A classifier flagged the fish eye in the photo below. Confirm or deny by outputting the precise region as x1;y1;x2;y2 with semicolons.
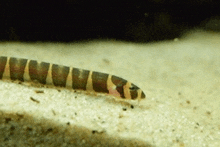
129;86;136;91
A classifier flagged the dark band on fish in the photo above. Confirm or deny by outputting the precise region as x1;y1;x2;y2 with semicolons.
29;61;50;84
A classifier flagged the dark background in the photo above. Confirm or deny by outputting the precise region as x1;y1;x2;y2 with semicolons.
1;0;220;43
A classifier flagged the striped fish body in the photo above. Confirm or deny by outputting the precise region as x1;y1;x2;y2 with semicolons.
0;56;145;100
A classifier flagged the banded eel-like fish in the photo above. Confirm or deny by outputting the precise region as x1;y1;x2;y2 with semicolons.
0;56;145;100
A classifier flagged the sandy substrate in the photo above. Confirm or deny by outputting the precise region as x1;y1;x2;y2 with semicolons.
0;30;219;147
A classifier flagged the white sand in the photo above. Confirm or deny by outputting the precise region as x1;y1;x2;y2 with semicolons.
0;30;219;147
